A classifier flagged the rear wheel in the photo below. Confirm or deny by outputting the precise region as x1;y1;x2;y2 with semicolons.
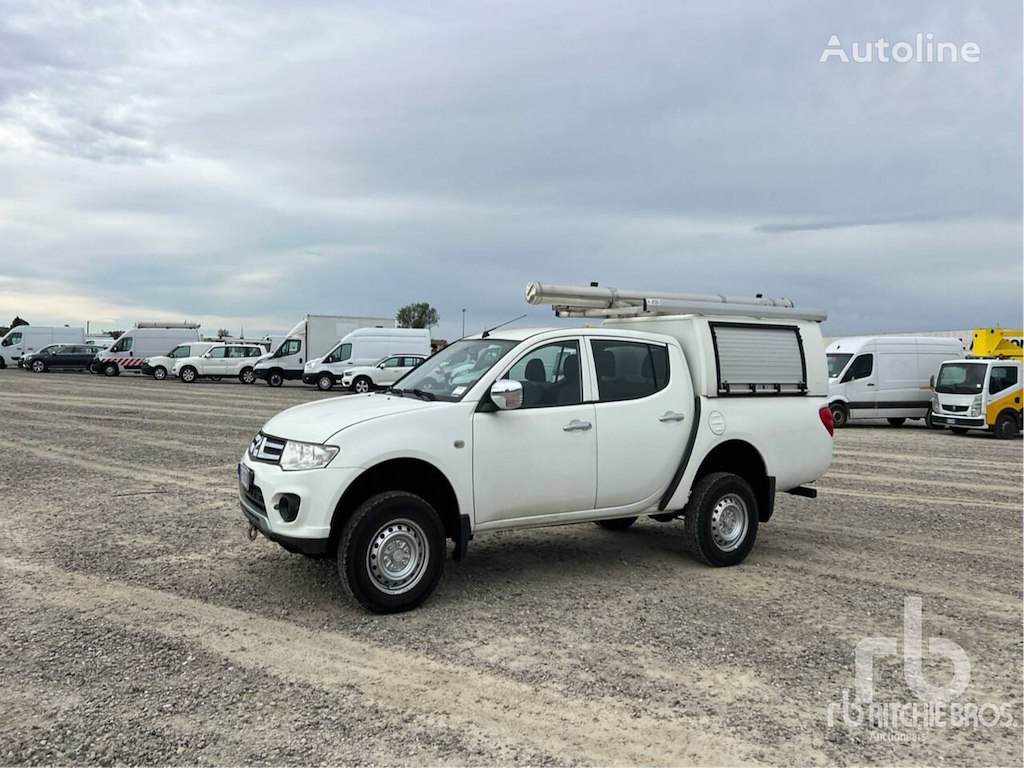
353;376;372;394
153;366;167;381
267;371;284;387
829;403;849;428
594;517;638;531
179;366;198;383
31;360;46;373
886;417;906;427
317;374;334;391
993;413;1020;440
239;368;256;384
950;427;969;435
338;491;445;614
683;472;758;567
102;363;118;377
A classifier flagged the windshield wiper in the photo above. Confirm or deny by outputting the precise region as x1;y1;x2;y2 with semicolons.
408;388;436;401
383;387;405;397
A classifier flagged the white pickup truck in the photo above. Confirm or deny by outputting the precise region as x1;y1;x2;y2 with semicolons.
238;282;834;613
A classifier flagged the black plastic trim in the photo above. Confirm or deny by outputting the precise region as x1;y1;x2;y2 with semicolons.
452;514;472;562
658;395;701;511
240;502;328;555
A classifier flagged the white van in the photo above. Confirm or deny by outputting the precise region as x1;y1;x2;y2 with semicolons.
301;327;432;388
827;336;965;427
92;323;201;376
141;342;217;380
0;326;86;368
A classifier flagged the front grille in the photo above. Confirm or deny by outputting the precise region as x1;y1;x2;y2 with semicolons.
249;432;286;464
241;483;267;516
945;405;969;413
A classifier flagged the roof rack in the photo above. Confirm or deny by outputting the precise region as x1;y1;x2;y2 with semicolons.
134;322;202;329
525;282;828;322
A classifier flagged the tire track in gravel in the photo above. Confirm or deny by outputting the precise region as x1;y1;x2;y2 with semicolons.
1;556;805;767
823;470;1021;496
814;486;1021;510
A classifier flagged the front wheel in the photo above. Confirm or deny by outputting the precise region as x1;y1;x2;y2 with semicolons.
31;360;46;373
993;413;1020;440
102;363;118;377
339;492;445;614
887;417;906;427
153;366;167;381
353;376;372;394
829;403;849;428
683;472;758;567
239;368;255;384
179;366;198;383
267;371;284;387
317;374;334;391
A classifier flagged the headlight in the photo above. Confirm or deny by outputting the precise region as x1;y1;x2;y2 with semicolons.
279;440;339;471
969;395;982;417
931;395;940;412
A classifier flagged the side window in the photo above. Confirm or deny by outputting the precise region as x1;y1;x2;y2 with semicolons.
3;332;22;346
208;347;227;359
591;340;670;402
382;357;403;368
247;347;260;357
283;339;301;356
111;336;133;352
842;354;873;383
505;340;581;408
403;357;422;368
169;346;188;358
989;366;1018;394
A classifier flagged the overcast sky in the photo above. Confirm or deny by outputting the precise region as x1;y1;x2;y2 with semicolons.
0;0;1020;341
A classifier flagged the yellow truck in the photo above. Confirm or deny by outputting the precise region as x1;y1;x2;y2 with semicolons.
930;328;1023;439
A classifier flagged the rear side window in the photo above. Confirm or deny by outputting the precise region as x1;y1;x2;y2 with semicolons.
591;340;669;402
711;323;807;395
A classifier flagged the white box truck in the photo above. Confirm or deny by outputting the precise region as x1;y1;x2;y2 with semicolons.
826;336;964;427
253;315;394;387
92;323;202;376
237;281;834;614
0;326;86;368
301;327;432;390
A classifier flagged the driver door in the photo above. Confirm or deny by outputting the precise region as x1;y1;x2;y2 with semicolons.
203;346;229;375
842;353;877;418
472;338;597;526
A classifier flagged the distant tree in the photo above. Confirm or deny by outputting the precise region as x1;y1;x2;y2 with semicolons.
10;316;28;329
217;328;230;339
396;302;440;329
106;330;124;339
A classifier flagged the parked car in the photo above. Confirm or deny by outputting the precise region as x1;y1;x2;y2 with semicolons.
172;343;265;383
17;343;67;368
329;354;427;393
142;342;217;380
24;344;104;373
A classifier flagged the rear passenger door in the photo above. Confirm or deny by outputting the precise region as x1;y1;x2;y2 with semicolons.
589;339;693;509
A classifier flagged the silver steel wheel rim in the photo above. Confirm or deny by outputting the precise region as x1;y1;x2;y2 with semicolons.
183;369;195;382
155;368;166;380
710;493;749;552
355;379;369;393
366;518;429;595
242;371;254;383
318;376;331;390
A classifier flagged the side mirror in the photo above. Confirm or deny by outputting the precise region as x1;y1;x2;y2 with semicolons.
378;363;386;369
929;375;935;389
489;379;523;411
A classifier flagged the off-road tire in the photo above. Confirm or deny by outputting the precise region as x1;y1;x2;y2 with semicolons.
339;491;445;614
683;472;758;567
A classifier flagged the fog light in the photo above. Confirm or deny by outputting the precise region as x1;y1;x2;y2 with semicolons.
275;493;301;523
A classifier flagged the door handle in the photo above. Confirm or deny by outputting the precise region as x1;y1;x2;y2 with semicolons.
866;383;874;387
659;411;686;422
563;419;592;432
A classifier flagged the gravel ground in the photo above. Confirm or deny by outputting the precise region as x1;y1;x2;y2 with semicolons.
0;369;1021;766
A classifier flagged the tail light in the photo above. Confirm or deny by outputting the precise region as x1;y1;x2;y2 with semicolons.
819;405;834;436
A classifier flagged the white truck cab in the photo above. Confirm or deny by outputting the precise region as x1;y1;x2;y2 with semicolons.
238;282;833;613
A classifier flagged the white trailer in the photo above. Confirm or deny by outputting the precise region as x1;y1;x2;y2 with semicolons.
254;315;394;387
0;326;86;368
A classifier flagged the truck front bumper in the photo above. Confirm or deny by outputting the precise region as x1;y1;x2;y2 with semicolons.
930;414;985;428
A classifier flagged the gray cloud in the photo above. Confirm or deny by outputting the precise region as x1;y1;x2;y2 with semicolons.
0;0;1019;342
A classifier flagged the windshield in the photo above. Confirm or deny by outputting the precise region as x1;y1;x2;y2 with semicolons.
393;339;518;400
827;353;852;378
935;362;987;395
